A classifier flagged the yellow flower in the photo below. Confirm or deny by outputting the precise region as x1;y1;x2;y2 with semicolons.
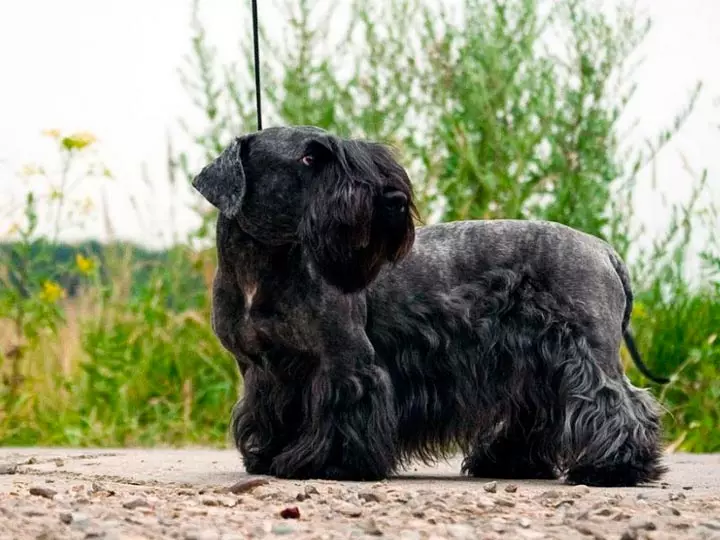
80;197;95;215
75;253;95;275
40;280;65;303
62;131;97;151
20;164;44;176
632;302;647;320
42;128;62;139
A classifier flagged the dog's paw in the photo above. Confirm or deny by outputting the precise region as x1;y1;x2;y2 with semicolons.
243;456;274;476
564;460;667;487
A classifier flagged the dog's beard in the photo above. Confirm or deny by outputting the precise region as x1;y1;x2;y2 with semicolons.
300;185;414;294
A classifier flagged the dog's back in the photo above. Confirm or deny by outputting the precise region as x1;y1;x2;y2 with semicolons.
368;218;629;341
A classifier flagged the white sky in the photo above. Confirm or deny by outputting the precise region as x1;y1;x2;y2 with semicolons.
0;0;718;273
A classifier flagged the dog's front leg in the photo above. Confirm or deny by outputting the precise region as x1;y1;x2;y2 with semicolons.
270;332;399;481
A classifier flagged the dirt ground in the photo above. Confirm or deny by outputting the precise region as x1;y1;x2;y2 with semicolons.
0;448;719;540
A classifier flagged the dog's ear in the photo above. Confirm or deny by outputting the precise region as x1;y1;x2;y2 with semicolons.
192;137;247;219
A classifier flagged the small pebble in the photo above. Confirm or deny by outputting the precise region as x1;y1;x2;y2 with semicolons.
271;523;294;535
574;523;606;539
701;521;720;531
184;530;219;540
476;495;495;509
494;497;516;508
669;492;687;501
304;485;320;496
227;477;269;494
359;489;387;503
572;484;591;495
280;506;300;519
627;516;657;531
504;483;518;493
517;531;545;539
537;490;560;500
69;512;91;529
29;486;57;499
483;481;497;493
337;503;362;517
446;524;474;539
0;463;18;475
362;518;383;536
122;498;149;510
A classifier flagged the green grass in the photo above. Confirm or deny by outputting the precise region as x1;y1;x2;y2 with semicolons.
1;0;718;452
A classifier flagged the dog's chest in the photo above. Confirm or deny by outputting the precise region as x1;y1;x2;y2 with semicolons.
234;281;318;356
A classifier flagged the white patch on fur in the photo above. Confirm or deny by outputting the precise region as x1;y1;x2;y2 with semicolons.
245;285;257;319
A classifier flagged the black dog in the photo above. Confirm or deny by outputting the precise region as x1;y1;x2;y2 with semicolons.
192;125;668;487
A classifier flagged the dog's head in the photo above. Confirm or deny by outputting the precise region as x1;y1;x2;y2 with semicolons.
192;126;417;293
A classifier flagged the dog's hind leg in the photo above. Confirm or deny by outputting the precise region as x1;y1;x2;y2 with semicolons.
462;407;560;480
558;337;667;487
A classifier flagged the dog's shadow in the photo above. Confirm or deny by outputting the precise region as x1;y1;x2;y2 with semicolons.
198;470;562;491
391;473;555;485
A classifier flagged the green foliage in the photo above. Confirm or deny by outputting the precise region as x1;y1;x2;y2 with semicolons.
171;0;720;452
1;0;718;451
0;131;237;447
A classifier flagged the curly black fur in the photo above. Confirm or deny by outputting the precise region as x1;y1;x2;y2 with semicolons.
192;125;668;487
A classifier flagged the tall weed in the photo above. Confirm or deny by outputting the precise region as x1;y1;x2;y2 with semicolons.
1;0;718;451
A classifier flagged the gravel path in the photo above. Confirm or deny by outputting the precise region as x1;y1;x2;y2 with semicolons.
1;449;719;540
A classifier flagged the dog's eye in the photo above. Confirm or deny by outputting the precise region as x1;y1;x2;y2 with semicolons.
300;155;314;167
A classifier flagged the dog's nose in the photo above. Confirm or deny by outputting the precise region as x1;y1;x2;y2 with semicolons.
382;189;408;213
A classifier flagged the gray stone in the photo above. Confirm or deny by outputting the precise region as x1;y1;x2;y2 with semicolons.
29;486;57;499
184;530;220;540
270;523;294;535
358;490;387;503
482;481;497;493
446;524;475;539
0;463;18;475
122;498;149;510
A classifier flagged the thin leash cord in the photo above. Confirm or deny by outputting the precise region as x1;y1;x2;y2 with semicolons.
251;0;262;131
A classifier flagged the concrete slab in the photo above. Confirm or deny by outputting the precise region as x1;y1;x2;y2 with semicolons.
0;447;718;496
1;448;719;540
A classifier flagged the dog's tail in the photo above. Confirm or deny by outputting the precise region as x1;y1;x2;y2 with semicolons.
622;328;670;384
609;249;670;385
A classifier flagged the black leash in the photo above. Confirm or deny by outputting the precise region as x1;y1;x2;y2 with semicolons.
251;0;262;131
